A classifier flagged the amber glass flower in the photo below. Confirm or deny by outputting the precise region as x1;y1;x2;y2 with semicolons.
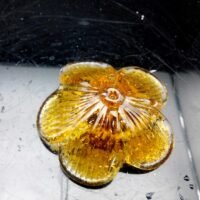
37;62;173;187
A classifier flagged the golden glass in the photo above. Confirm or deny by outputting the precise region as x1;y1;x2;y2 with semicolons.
37;62;173;187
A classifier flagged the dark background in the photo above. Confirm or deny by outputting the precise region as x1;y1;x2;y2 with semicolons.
0;0;200;72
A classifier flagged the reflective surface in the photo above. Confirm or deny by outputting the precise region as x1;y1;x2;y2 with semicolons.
0;0;199;70
0;65;199;199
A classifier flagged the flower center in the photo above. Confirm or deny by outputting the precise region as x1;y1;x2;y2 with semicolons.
100;88;125;109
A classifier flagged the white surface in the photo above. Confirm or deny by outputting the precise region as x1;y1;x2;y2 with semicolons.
0;66;199;200
175;72;200;181
0;66;66;200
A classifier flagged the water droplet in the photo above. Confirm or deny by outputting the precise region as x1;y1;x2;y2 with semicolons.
189;184;194;190
184;175;189;181
79;20;90;26
146;192;154;199
179;193;184;200
49;56;55;61
1;106;5;113
51;42;62;47
141;15;145;20
17;145;21;152
150;69;157;73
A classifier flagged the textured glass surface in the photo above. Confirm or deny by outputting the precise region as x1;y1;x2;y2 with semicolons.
37;62;173;186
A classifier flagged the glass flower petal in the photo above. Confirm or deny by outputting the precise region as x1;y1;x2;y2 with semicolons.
124;108;173;170
59;131;124;186
59;62;116;88
37;87;99;152
117;67;167;108
37;62;173;187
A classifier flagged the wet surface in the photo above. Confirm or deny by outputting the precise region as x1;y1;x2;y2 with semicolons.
0;66;200;200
